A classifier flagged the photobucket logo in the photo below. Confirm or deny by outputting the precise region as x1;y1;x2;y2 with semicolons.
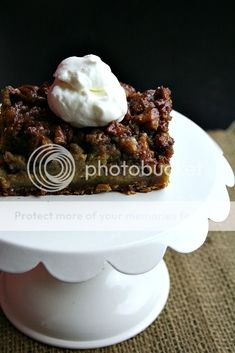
85;160;171;180
27;144;75;192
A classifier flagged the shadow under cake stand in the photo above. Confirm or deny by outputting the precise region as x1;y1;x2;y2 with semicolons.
0;111;234;349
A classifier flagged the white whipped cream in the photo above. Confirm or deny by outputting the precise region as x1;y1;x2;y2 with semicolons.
47;55;127;128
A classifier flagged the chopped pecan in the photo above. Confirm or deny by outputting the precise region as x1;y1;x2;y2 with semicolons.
85;130;110;145
137;133;154;162
154;86;172;116
119;137;138;154
120;83;136;98
157;119;169;132
135;107;160;130
129;92;145;115
54;125;66;145
19;85;39;102
95;183;112;192
106;121;131;137
1;86;21;107
4;106;16;121
37;82;50;97
142;89;155;100
154;86;171;101
26;123;49;136
122;107;132;122
155;132;174;148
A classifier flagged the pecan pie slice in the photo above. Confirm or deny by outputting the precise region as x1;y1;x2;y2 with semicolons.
0;83;174;195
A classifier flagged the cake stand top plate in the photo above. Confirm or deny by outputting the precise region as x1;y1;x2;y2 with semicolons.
0;111;233;281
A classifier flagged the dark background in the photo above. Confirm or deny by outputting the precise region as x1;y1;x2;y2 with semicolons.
0;1;234;129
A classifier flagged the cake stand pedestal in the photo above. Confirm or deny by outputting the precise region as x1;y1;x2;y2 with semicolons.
0;111;234;349
0;261;169;349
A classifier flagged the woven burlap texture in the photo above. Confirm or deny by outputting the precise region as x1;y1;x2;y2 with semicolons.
0;124;234;353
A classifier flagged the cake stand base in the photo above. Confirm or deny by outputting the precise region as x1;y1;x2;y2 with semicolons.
0;260;169;349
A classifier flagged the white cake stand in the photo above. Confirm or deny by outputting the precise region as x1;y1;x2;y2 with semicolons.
0;111;234;349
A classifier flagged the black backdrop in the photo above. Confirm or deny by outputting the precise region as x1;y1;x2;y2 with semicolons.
0;1;234;129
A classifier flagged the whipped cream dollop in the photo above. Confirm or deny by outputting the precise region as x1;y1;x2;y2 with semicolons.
47;55;128;128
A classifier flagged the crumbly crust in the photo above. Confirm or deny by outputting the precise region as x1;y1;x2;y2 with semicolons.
0;82;174;196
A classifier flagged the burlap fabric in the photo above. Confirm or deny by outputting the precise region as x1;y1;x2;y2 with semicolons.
0;124;234;353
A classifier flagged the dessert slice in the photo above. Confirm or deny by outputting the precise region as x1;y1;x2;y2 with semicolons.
0;55;174;196
0;83;174;196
